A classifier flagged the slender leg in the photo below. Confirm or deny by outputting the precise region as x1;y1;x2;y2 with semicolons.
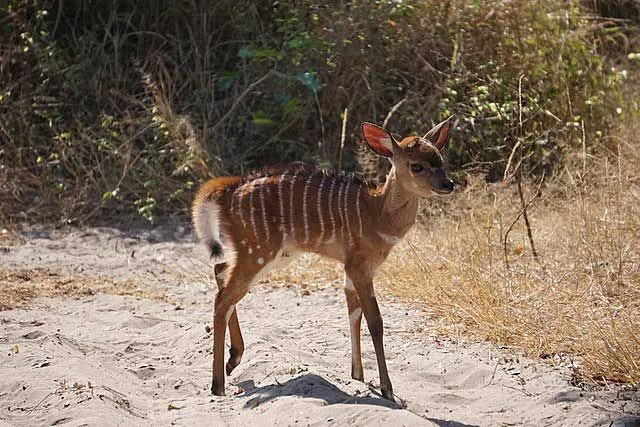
211;265;253;396
214;263;244;375
345;263;394;401
344;272;364;381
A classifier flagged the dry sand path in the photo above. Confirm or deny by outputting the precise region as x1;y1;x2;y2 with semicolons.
0;227;638;426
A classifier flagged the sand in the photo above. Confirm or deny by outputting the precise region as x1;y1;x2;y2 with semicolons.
0;227;638;426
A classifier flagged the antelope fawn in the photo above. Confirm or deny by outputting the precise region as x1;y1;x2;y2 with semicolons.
192;116;455;401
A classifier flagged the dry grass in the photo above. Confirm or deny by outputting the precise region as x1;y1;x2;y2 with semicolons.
257;126;640;388
378;128;640;388
0;268;167;311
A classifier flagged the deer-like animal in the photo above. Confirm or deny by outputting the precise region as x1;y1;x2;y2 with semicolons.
192;116;456;401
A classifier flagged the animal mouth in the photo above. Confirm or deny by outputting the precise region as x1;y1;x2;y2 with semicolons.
432;187;453;195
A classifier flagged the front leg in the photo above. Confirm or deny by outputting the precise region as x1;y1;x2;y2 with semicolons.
345;263;394;402
344;272;364;381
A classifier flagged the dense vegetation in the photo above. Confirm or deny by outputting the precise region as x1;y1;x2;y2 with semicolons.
0;0;638;224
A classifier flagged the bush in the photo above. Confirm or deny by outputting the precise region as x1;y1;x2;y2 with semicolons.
0;0;636;224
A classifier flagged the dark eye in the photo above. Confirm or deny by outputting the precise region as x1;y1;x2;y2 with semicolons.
410;163;424;173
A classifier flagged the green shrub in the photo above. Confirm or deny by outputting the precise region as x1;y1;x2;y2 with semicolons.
0;0;636;224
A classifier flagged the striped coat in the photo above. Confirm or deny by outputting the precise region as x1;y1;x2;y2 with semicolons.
192;163;400;272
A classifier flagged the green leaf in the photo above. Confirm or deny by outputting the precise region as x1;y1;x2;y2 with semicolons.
281;97;300;117
238;47;254;59
252;48;283;61
296;71;321;94
252;111;276;127
219;72;239;90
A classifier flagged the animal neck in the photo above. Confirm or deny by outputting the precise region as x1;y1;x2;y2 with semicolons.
378;165;419;236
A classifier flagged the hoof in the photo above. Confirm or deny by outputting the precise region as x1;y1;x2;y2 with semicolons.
381;388;395;402
226;358;240;376
211;380;225;396
351;369;364;382
226;347;242;375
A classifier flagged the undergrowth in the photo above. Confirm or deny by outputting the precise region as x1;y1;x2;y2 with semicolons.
1;0;638;224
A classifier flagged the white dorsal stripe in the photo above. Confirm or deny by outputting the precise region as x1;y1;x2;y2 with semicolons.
302;174;314;244
337;181;345;243
259;177;270;242
355;184;363;237
327;179;337;243
289;171;299;243
343;180;352;244
316;174;326;245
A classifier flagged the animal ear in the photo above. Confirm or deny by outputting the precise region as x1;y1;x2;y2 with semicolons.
361;122;395;158
423;115;455;151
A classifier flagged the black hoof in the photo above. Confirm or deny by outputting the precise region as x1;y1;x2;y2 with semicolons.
226;358;240;376
211;380;225;396
381;388;395;402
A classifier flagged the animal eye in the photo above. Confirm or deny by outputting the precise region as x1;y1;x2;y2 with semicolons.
410;163;424;173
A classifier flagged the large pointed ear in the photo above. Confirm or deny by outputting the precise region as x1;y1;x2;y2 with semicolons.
423;115;455;151
361;122;396;158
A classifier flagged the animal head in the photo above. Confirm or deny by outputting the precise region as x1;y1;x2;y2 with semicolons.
361;116;456;196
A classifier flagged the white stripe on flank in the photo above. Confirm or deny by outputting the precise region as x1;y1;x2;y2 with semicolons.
302;174;314;244
278;171;287;229
316;175;326;245
248;181;259;240
327;179;337;242
337;181;345;243
259;177;270;242
289;172;300;243
236;186;248;231
343;180;352;244
355;184;363;237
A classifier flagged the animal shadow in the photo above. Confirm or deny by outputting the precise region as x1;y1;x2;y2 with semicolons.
237;373;401;409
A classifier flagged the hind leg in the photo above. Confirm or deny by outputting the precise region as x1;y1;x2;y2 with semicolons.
212;264;255;396
214;263;244;375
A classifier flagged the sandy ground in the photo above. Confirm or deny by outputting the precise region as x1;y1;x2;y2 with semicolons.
0;227;638;426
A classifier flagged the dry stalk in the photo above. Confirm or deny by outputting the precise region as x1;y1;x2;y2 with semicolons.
338;108;348;170
382;98;407;128
209;70;276;134
503;74;539;267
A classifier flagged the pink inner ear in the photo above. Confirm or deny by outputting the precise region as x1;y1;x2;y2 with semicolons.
435;119;453;150
363;124;393;157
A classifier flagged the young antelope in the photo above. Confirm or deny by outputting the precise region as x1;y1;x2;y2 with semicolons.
192;116;456;401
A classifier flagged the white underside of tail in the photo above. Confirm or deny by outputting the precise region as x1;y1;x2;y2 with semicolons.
194;199;235;264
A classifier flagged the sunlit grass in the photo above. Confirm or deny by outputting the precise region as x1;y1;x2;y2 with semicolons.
378;134;640;388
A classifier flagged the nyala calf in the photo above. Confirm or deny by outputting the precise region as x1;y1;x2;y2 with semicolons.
192;116;456;401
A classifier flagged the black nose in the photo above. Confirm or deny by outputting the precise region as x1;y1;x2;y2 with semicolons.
444;179;454;191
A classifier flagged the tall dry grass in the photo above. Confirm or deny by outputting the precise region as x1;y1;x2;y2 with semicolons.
379;124;640;387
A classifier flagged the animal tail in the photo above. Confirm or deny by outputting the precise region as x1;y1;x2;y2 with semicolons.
192;197;225;261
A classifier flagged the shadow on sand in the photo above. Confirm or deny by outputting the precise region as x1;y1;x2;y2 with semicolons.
237;373;400;409
235;373;480;427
